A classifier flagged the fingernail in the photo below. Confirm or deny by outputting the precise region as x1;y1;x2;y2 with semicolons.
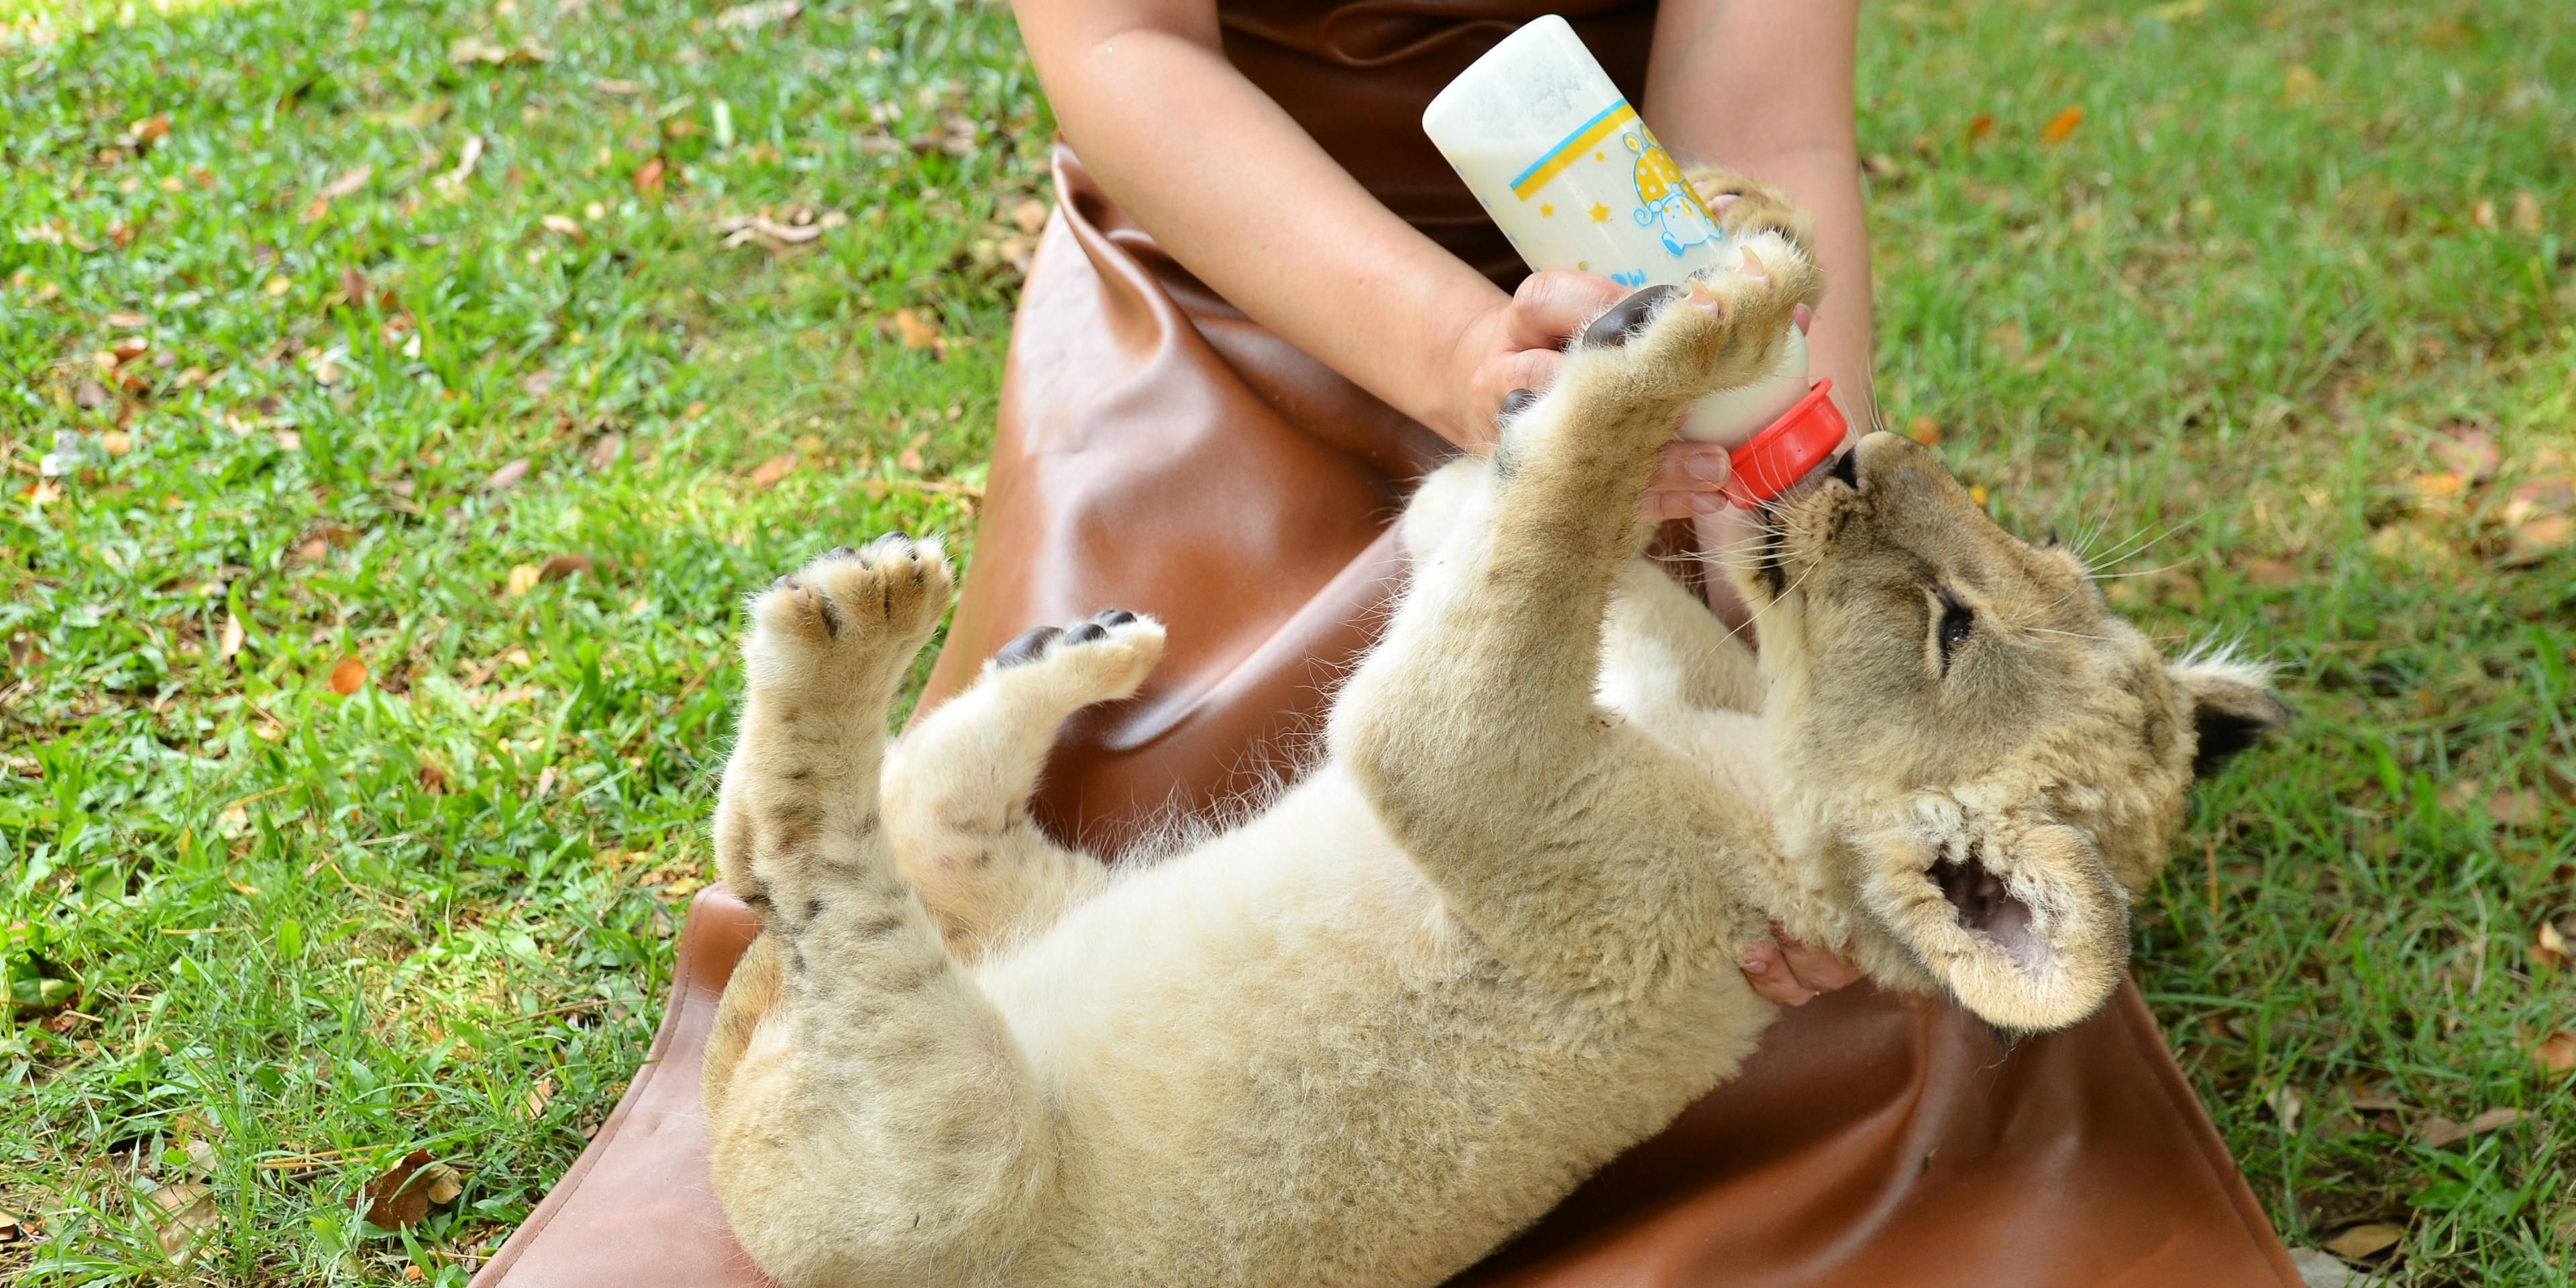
1688;492;1722;515
1500;388;1539;417
1740;954;1769;973
1708;193;1740;213
1682;451;1727;483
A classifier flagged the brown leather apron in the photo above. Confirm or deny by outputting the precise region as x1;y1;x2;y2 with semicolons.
470;6;2300;1285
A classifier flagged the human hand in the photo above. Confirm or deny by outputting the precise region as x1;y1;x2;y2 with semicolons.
1447;272;1813;522
1737;924;1862;1006
1444;270;1629;445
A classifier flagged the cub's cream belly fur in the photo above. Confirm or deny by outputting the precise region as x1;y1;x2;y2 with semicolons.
963;766;1769;1283
697;172;2284;1288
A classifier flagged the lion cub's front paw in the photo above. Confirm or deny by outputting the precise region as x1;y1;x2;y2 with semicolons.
1686;165;1815;255
743;533;954;700
1570;231;1823;405
987;608;1167;708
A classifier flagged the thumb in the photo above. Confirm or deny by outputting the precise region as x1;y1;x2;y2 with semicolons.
1507;270;1632;350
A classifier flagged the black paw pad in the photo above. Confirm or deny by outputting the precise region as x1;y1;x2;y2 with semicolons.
1578;284;1678;349
1092;608;1137;627
995;625;1062;667
1499;388;1539;417
1064;621;1108;645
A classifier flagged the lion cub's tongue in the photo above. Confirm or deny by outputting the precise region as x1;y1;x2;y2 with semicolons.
1722;378;1849;507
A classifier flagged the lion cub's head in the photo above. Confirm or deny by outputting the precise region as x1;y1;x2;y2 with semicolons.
1736;431;2285;1032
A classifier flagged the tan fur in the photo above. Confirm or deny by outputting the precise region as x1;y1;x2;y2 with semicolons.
696;178;2284;1287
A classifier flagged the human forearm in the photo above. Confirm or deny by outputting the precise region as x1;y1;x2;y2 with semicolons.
1645;0;1876;430
1014;1;1507;445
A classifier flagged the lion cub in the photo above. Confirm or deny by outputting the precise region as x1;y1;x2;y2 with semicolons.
697;194;2283;1288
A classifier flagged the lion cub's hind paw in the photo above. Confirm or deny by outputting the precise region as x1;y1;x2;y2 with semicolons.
744;533;954;696
987;608;1166;707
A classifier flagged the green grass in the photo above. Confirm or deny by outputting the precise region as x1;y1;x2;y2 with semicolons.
1;0;2569;1283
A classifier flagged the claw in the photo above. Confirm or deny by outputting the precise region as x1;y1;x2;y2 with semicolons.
994;625;1061;668
1579;284;1678;350
1093;608;1137;627
1064;621;1108;645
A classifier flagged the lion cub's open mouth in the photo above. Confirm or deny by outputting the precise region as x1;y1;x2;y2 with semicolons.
1932;845;2044;971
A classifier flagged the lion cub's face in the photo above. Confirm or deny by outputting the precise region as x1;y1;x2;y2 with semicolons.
1734;432;2284;1032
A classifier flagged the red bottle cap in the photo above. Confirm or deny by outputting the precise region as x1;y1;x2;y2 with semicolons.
1722;377;1848;506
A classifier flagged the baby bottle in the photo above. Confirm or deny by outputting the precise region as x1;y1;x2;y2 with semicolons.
1424;15;1837;498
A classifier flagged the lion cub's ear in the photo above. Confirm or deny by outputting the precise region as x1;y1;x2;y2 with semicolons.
2169;655;2290;778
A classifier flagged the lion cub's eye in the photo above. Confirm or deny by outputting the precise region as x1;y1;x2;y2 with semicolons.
1934;590;1974;672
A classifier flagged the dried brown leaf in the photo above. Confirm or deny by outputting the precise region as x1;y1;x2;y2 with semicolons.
484;458;532;492
219;612;246;662
105;310;148;329
2416;1115;2469;1146
537;553;592;582
2487;788;2542;828
148;1179;219;1263
327;656;368;696
2243;557;2302;587
748;452;799;489
586;433;623;470
2264;1085;2303;1134
420;1163;463;1205
1906;416;1942;446
350;1148;449;1230
437;136;485;191
890;307;942;352
447;36;551;66
316;164;373;201
2430;426;2500;482
2462;1106;2523;1134
539;214;584;239
2039;106;2083;145
2501;513;2573;568
2509;190;2544;236
1009;198;1049;235
632;156;666;198
714;0;801;30
2321;1222;2402;1259
504;564;543;596
2534;1031;2576;1075
1964;111;1995;144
